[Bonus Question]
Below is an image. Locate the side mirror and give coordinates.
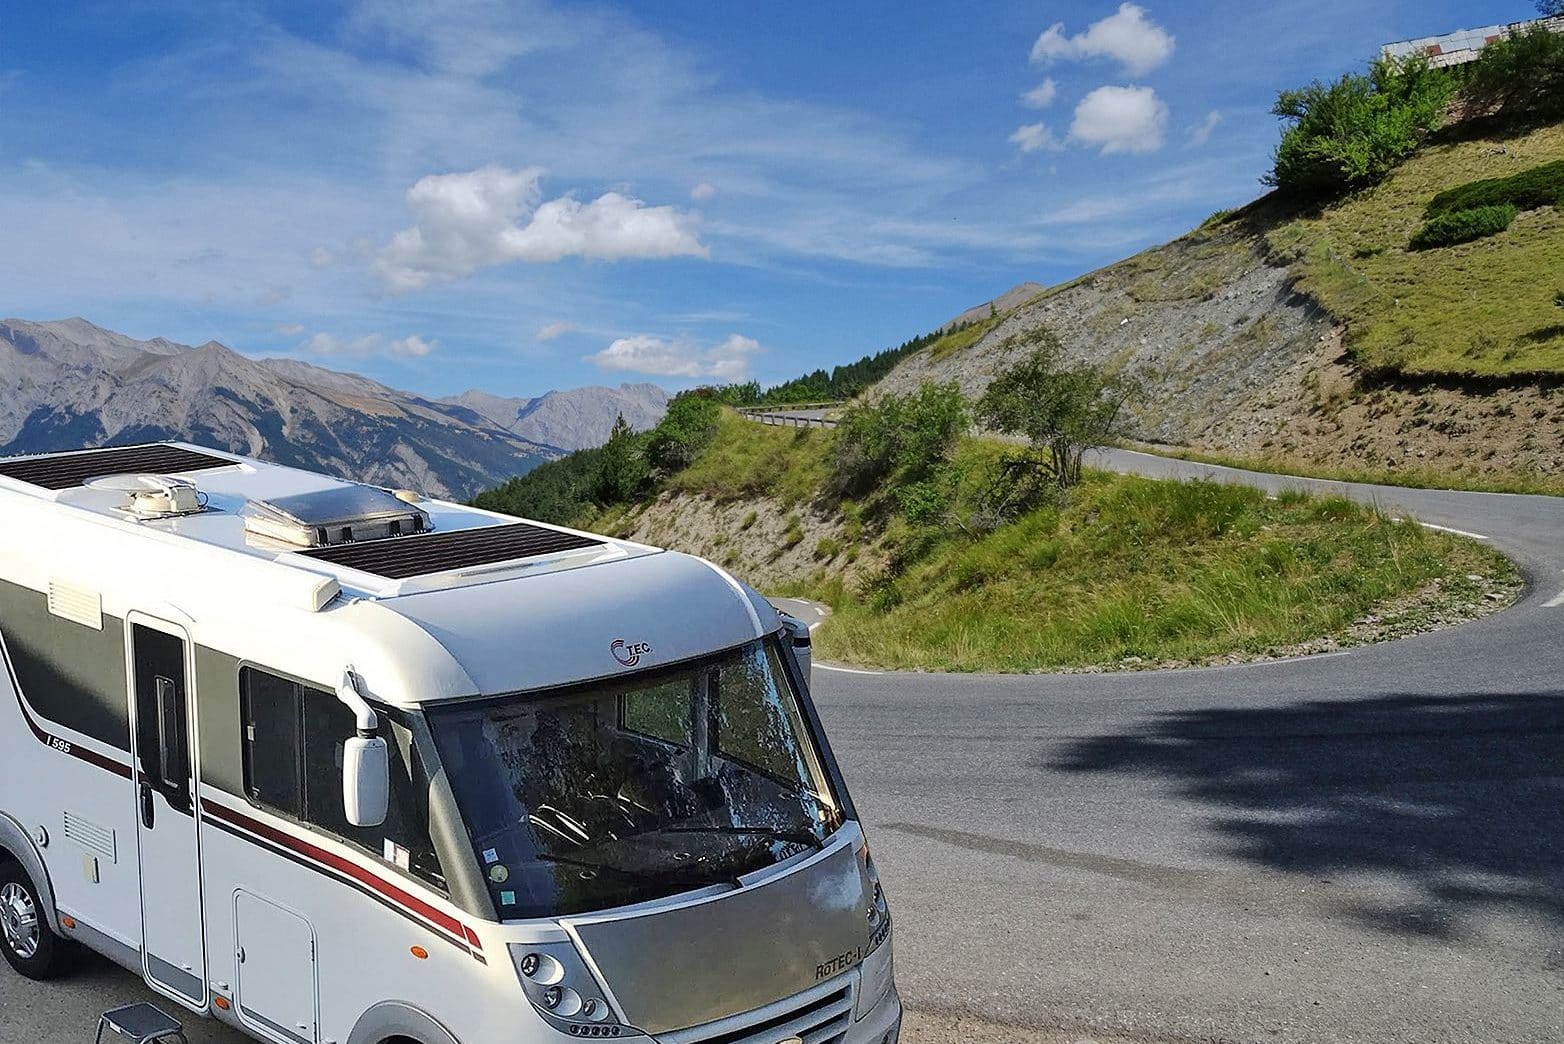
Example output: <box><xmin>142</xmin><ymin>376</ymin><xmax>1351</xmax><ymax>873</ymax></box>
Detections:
<box><xmin>343</xmin><ymin>735</ymin><xmax>389</xmax><ymax>828</ymax></box>
<box><xmin>778</xmin><ymin>613</ymin><xmax>813</xmax><ymax>690</ymax></box>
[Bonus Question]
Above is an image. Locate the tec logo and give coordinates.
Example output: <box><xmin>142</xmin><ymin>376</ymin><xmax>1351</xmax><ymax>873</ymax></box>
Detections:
<box><xmin>611</xmin><ymin>639</ymin><xmax>651</xmax><ymax>668</ymax></box>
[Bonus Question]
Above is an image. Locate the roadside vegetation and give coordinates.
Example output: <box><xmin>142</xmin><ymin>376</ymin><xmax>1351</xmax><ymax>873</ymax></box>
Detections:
<box><xmin>477</xmin><ymin>332</ymin><xmax>1515</xmax><ymax>673</ymax></box>
<box><xmin>1258</xmin><ymin>30</ymin><xmax>1564</xmax><ymax>378</ymax></box>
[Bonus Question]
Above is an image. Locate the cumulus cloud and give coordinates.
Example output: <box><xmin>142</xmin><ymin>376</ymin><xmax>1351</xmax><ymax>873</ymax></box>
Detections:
<box><xmin>690</xmin><ymin>182</ymin><xmax>718</xmax><ymax>201</ymax></box>
<box><xmin>1020</xmin><ymin>79</ymin><xmax>1058</xmax><ymax>109</ymax></box>
<box><xmin>535</xmin><ymin>320</ymin><xmax>576</xmax><ymax>342</ymax></box>
<box><xmin>373</xmin><ymin>165</ymin><xmax>709</xmax><ymax>292</ymax></box>
<box><xmin>301</xmin><ymin>331</ymin><xmax>436</xmax><ymax>358</ymax></box>
<box><xmin>1069</xmin><ymin>85</ymin><xmax>1168</xmax><ymax>154</ymax></box>
<box><xmin>586</xmin><ymin>332</ymin><xmax>761</xmax><ymax>379</ymax></box>
<box><xmin>1030</xmin><ymin>3</ymin><xmax>1175</xmax><ymax>78</ymax></box>
<box><xmin>1188</xmin><ymin>110</ymin><xmax>1222</xmax><ymax>147</ymax></box>
<box><xmin>388</xmin><ymin>335</ymin><xmax>436</xmax><ymax>357</ymax></box>
<box><xmin>275</xmin><ymin>322</ymin><xmax>305</xmax><ymax>336</ymax></box>
<box><xmin>1009</xmin><ymin>122</ymin><xmax>1064</xmax><ymax>154</ymax></box>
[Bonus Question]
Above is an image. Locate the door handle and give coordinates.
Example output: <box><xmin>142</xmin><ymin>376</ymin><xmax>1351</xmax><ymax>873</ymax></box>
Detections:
<box><xmin>139</xmin><ymin>780</ymin><xmax>156</xmax><ymax>829</ymax></box>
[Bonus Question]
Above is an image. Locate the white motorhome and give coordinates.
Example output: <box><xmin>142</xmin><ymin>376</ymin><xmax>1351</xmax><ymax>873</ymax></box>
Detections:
<box><xmin>0</xmin><ymin>443</ymin><xmax>898</xmax><ymax>1044</ymax></box>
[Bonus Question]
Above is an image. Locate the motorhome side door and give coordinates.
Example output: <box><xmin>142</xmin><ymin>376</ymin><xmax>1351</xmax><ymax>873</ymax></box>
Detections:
<box><xmin>127</xmin><ymin>618</ymin><xmax>208</xmax><ymax>1011</ymax></box>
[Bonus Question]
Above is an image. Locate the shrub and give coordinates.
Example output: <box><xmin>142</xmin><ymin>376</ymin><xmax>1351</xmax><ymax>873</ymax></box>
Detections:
<box><xmin>1409</xmin><ymin>204</ymin><xmax>1519</xmax><ymax>250</ymax></box>
<box><xmin>1265</xmin><ymin>55</ymin><xmax>1453</xmax><ymax>197</ymax></box>
<box><xmin>830</xmin><ymin>381</ymin><xmax>969</xmax><ymax>496</ymax></box>
<box><xmin>976</xmin><ymin>327</ymin><xmax>1136</xmax><ymax>489</ymax></box>
<box><xmin>1424</xmin><ymin>158</ymin><xmax>1564</xmax><ymax>218</ymax></box>
<box><xmin>1463</xmin><ymin>23</ymin><xmax>1564</xmax><ymax>122</ymax></box>
<box><xmin>645</xmin><ymin>391</ymin><xmax>721</xmax><ymax>473</ymax></box>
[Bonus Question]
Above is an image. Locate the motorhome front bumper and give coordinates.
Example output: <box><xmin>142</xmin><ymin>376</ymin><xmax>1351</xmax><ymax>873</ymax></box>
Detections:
<box><xmin>654</xmin><ymin>968</ymin><xmax>901</xmax><ymax>1044</ymax></box>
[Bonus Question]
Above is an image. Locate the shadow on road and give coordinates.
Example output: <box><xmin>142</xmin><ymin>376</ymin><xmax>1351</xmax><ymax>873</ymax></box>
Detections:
<box><xmin>1052</xmin><ymin>691</ymin><xmax>1564</xmax><ymax>939</ymax></box>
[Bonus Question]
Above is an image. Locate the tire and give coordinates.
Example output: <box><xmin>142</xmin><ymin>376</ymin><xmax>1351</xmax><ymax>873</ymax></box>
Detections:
<box><xmin>0</xmin><ymin>861</ymin><xmax>75</xmax><ymax>980</ymax></box>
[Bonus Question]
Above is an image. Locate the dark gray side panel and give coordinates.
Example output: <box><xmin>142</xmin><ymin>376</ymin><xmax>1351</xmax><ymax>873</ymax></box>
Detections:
<box><xmin>0</xmin><ymin>578</ymin><xmax>128</xmax><ymax>750</ymax></box>
<box><xmin>194</xmin><ymin>645</ymin><xmax>246</xmax><ymax>796</ymax></box>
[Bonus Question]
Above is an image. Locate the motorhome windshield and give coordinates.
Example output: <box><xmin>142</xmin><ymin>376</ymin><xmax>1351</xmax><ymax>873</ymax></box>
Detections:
<box><xmin>425</xmin><ymin>638</ymin><xmax>844</xmax><ymax>919</ymax></box>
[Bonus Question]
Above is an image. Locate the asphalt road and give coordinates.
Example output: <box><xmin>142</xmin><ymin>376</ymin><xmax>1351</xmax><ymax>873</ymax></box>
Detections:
<box><xmin>4</xmin><ymin>445</ymin><xmax>1561</xmax><ymax>1044</ymax></box>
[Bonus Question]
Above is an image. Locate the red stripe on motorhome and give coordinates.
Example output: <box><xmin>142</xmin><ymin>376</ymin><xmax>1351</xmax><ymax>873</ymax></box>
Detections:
<box><xmin>201</xmin><ymin>799</ymin><xmax>482</xmax><ymax>955</ymax></box>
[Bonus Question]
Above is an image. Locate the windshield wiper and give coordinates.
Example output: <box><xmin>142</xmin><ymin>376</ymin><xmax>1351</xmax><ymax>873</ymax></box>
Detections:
<box><xmin>661</xmin><ymin>825</ymin><xmax>824</xmax><ymax>850</ymax></box>
<box><xmin>534</xmin><ymin>850</ymin><xmax>726</xmax><ymax>887</ymax></box>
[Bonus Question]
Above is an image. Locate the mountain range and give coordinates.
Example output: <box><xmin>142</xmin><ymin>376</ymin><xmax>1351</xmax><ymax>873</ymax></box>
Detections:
<box><xmin>0</xmin><ymin>318</ymin><xmax>668</xmax><ymax>499</ymax></box>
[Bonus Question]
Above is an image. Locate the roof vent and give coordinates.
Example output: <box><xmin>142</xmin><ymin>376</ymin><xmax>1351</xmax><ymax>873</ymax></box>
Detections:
<box><xmin>83</xmin><ymin>474</ymin><xmax>208</xmax><ymax>519</ymax></box>
<box><xmin>242</xmin><ymin>484</ymin><xmax>431</xmax><ymax>548</ymax></box>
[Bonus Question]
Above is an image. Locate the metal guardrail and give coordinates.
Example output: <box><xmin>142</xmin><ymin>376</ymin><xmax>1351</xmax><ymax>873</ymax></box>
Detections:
<box><xmin>736</xmin><ymin>403</ymin><xmax>844</xmax><ymax>429</ymax></box>
<box><xmin>740</xmin><ymin>410</ymin><xmax>840</xmax><ymax>429</ymax></box>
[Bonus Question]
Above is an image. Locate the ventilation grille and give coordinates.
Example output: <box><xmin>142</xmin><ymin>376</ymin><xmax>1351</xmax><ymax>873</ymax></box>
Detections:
<box><xmin>47</xmin><ymin>580</ymin><xmax>103</xmax><ymax>630</ymax></box>
<box><xmin>663</xmin><ymin>982</ymin><xmax>854</xmax><ymax>1044</ymax></box>
<box><xmin>296</xmin><ymin>522</ymin><xmax>604</xmax><ymax>579</ymax></box>
<box><xmin>0</xmin><ymin>445</ymin><xmax>234</xmax><ymax>491</ymax></box>
<box><xmin>63</xmin><ymin>811</ymin><xmax>116</xmax><ymax>862</ymax></box>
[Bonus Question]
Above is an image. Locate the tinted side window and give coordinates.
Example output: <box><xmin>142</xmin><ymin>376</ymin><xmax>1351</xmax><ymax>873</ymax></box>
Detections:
<box><xmin>239</xmin><ymin>668</ymin><xmax>446</xmax><ymax>892</ymax></box>
<box><xmin>240</xmin><ymin>667</ymin><xmax>303</xmax><ymax>815</ymax></box>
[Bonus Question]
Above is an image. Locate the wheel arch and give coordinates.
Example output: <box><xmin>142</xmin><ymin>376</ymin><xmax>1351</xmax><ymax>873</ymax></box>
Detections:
<box><xmin>346</xmin><ymin>1001</ymin><xmax>461</xmax><ymax>1044</ymax></box>
<box><xmin>0</xmin><ymin>811</ymin><xmax>62</xmax><ymax>935</ymax></box>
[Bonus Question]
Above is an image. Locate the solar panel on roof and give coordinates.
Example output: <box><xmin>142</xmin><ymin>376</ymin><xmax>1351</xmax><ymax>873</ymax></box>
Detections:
<box><xmin>0</xmin><ymin>444</ymin><xmax>236</xmax><ymax>491</ymax></box>
<box><xmin>295</xmin><ymin>521</ymin><xmax>603</xmax><ymax>579</ymax></box>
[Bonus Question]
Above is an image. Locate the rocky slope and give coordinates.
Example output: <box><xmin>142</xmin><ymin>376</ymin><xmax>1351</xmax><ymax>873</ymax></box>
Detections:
<box><xmin>441</xmin><ymin>383</ymin><xmax>668</xmax><ymax>450</ymax></box>
<box><xmin>875</xmin><ymin>122</ymin><xmax>1564</xmax><ymax>490</ymax></box>
<box><xmin>0</xmin><ymin>318</ymin><xmax>556</xmax><ymax>498</ymax></box>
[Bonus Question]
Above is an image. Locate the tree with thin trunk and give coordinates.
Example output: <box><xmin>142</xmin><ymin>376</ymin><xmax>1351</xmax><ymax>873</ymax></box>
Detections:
<box><xmin>976</xmin><ymin>328</ymin><xmax>1136</xmax><ymax>489</ymax></box>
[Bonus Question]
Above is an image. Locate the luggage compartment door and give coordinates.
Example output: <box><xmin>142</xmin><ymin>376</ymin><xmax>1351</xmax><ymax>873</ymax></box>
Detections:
<box><xmin>127</xmin><ymin>618</ymin><xmax>208</xmax><ymax>1010</ymax></box>
<box><xmin>235</xmin><ymin>890</ymin><xmax>318</xmax><ymax>1044</ymax></box>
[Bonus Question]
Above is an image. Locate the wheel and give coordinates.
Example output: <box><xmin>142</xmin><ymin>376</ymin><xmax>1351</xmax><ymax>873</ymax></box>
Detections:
<box><xmin>0</xmin><ymin>861</ymin><xmax>75</xmax><ymax>980</ymax></box>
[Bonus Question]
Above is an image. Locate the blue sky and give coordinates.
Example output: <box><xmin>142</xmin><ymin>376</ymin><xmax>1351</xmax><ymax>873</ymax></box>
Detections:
<box><xmin>0</xmin><ymin>0</ymin><xmax>1536</xmax><ymax>398</ymax></box>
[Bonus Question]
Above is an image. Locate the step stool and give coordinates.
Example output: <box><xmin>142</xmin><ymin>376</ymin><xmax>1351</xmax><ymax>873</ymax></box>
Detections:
<box><xmin>96</xmin><ymin>1003</ymin><xmax>190</xmax><ymax>1044</ymax></box>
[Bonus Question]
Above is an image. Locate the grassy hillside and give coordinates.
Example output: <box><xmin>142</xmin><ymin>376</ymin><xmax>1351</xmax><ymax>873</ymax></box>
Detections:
<box><xmin>486</xmin><ymin>409</ymin><xmax>1516</xmax><ymax>673</ymax></box>
<box><xmin>1266</xmin><ymin>120</ymin><xmax>1564</xmax><ymax>378</ymax></box>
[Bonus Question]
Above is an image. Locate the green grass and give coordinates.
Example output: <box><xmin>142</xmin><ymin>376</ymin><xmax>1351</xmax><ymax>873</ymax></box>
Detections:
<box><xmin>805</xmin><ymin>468</ymin><xmax>1510</xmax><ymax>672</ymax></box>
<box><xmin>927</xmin><ymin>316</ymin><xmax>1000</xmax><ymax>360</ymax></box>
<box><xmin>1268</xmin><ymin>120</ymin><xmax>1564</xmax><ymax>377</ymax></box>
<box><xmin>1125</xmin><ymin>441</ymin><xmax>1564</xmax><ymax>497</ymax></box>
<box><xmin>665</xmin><ymin>411</ymin><xmax>830</xmax><ymax>506</ymax></box>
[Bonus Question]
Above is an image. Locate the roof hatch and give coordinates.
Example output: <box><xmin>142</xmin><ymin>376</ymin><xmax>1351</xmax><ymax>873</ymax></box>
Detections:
<box><xmin>242</xmin><ymin>484</ymin><xmax>432</xmax><ymax>548</ymax></box>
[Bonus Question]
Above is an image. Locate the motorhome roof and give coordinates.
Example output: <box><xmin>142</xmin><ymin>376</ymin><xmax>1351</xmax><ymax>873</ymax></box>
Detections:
<box><xmin>0</xmin><ymin>441</ymin><xmax>655</xmax><ymax>602</ymax></box>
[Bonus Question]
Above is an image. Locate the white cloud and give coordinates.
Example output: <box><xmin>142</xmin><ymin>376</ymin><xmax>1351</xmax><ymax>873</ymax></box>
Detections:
<box><xmin>389</xmin><ymin>334</ymin><xmax>436</xmax><ymax>357</ymax></box>
<box><xmin>300</xmin><ymin>331</ymin><xmax>435</xmax><ymax>358</ymax></box>
<box><xmin>1030</xmin><ymin>3</ymin><xmax>1175</xmax><ymax>78</ymax></box>
<box><xmin>1020</xmin><ymin>79</ymin><xmax>1058</xmax><ymax>109</ymax></box>
<box><xmin>308</xmin><ymin>246</ymin><xmax>337</xmax><ymax>268</ymax></box>
<box><xmin>587</xmin><ymin>332</ymin><xmax>761</xmax><ymax>379</ymax></box>
<box><xmin>1009</xmin><ymin>122</ymin><xmax>1064</xmax><ymax>154</ymax></box>
<box><xmin>690</xmin><ymin>182</ymin><xmax>718</xmax><ymax>201</ymax></box>
<box><xmin>1069</xmin><ymin>85</ymin><xmax>1168</xmax><ymax>155</ymax></box>
<box><xmin>373</xmin><ymin>165</ymin><xmax>709</xmax><ymax>292</ymax></box>
<box><xmin>301</xmin><ymin>332</ymin><xmax>383</xmax><ymax>357</ymax></box>
<box><xmin>1188</xmin><ymin>110</ymin><xmax>1222</xmax><ymax>147</ymax></box>
<box><xmin>535</xmin><ymin>320</ymin><xmax>576</xmax><ymax>342</ymax></box>
<box><xmin>276</xmin><ymin>322</ymin><xmax>305</xmax><ymax>336</ymax></box>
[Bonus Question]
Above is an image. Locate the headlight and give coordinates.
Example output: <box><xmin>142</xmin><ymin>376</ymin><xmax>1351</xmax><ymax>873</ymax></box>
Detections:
<box><xmin>511</xmin><ymin>942</ymin><xmax>627</xmax><ymax>1036</ymax></box>
<box><xmin>855</xmin><ymin>842</ymin><xmax>895</xmax><ymax>1020</ymax></box>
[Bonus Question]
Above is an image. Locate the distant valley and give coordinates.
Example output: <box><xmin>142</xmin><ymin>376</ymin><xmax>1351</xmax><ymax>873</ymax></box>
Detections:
<box><xmin>0</xmin><ymin>318</ymin><xmax>668</xmax><ymax>499</ymax></box>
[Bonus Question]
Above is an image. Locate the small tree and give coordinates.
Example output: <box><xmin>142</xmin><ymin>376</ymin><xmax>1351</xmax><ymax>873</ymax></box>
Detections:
<box><xmin>594</xmin><ymin>413</ymin><xmax>648</xmax><ymax>503</ymax></box>
<box><xmin>1539</xmin><ymin>1</ymin><xmax>1562</xmax><ymax>16</ymax></box>
<box><xmin>977</xmin><ymin>329</ymin><xmax>1134</xmax><ymax>489</ymax></box>
<box><xmin>1265</xmin><ymin>55</ymin><xmax>1452</xmax><ymax>197</ymax></box>
<box><xmin>1464</xmin><ymin>24</ymin><xmax>1564</xmax><ymax>122</ymax></box>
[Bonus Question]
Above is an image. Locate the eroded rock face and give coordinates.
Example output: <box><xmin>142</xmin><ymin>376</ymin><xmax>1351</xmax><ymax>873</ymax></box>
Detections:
<box><xmin>0</xmin><ymin>317</ymin><xmax>564</xmax><ymax>499</ymax></box>
<box><xmin>875</xmin><ymin>224</ymin><xmax>1333</xmax><ymax>447</ymax></box>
